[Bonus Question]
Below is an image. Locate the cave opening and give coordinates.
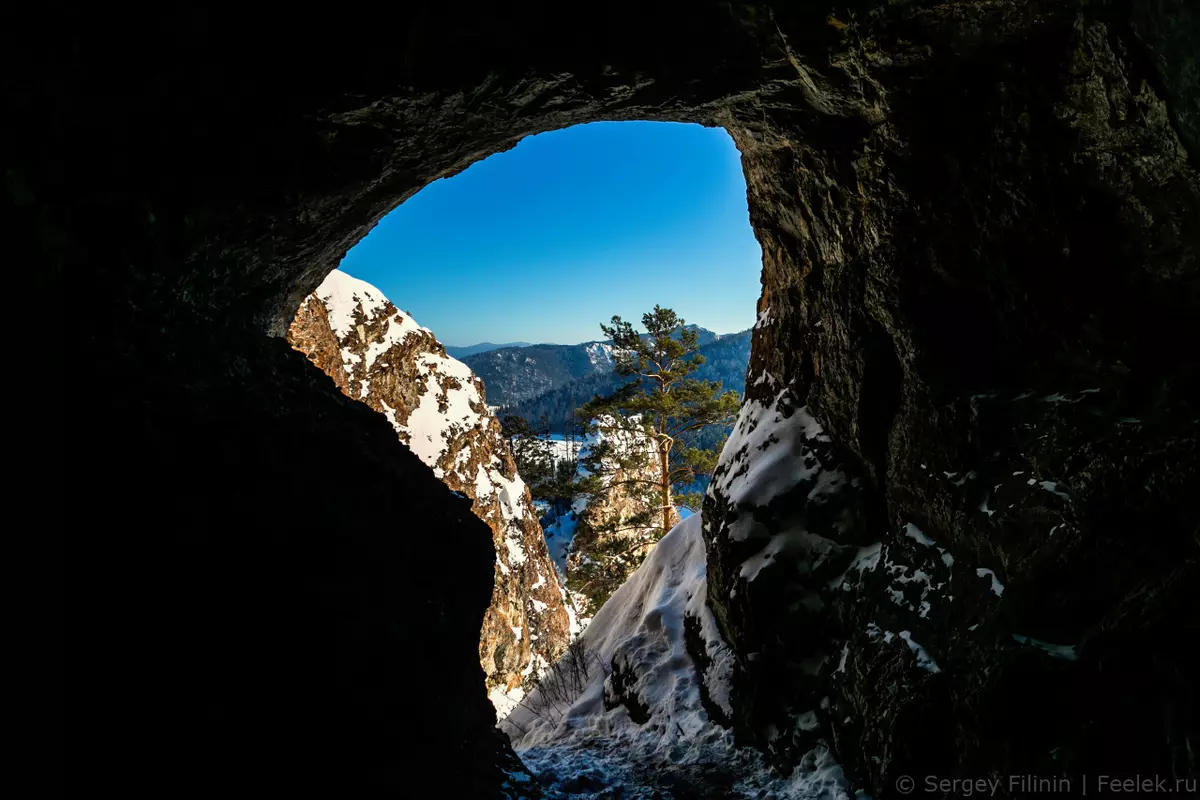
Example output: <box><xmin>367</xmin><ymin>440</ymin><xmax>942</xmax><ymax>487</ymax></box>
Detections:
<box><xmin>284</xmin><ymin>120</ymin><xmax>773</xmax><ymax>792</ymax></box>
<box><xmin>27</xmin><ymin>3</ymin><xmax>1197</xmax><ymax>797</ymax></box>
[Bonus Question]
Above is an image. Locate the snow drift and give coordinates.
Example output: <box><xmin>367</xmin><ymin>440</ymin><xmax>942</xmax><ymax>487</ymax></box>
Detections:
<box><xmin>501</xmin><ymin>513</ymin><xmax>855</xmax><ymax>799</ymax></box>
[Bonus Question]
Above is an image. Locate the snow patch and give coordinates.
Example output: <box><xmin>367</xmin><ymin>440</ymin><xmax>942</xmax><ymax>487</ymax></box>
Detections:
<box><xmin>1012</xmin><ymin>634</ymin><xmax>1078</xmax><ymax>661</ymax></box>
<box><xmin>585</xmin><ymin>342</ymin><xmax>614</xmax><ymax>369</ymax></box>
<box><xmin>713</xmin><ymin>389</ymin><xmax>850</xmax><ymax>549</ymax></box>
<box><xmin>898</xmin><ymin>630</ymin><xmax>942</xmax><ymax>673</ymax></box>
<box><xmin>903</xmin><ymin>522</ymin><xmax>955</xmax><ymax>569</ymax></box>
<box><xmin>832</xmin><ymin>542</ymin><xmax>882</xmax><ymax>592</ymax></box>
<box><xmin>903</xmin><ymin>523</ymin><xmax>936</xmax><ymax>548</ymax></box>
<box><xmin>976</xmin><ymin>568</ymin><xmax>1005</xmax><ymax>597</ymax></box>
<box><xmin>1038</xmin><ymin>480</ymin><xmax>1071</xmax><ymax>500</ymax></box>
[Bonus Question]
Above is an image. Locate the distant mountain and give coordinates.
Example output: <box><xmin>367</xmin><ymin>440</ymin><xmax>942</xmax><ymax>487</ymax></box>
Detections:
<box><xmin>463</xmin><ymin>342</ymin><xmax>617</xmax><ymax>406</ymax></box>
<box><xmin>502</xmin><ymin>329</ymin><xmax>753</xmax><ymax>434</ymax></box>
<box><xmin>444</xmin><ymin>341</ymin><xmax>534</xmax><ymax>359</ymax></box>
<box><xmin>464</xmin><ymin>324</ymin><xmax>725</xmax><ymax>408</ymax></box>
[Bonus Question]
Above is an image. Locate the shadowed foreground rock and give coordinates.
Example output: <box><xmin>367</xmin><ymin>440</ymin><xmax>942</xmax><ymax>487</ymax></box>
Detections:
<box><xmin>14</xmin><ymin>1</ymin><xmax>1196</xmax><ymax>797</ymax></box>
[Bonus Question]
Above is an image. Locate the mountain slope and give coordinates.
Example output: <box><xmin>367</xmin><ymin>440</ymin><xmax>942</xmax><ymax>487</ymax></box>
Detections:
<box><xmin>445</xmin><ymin>341</ymin><xmax>534</xmax><ymax>359</ymax></box>
<box><xmin>464</xmin><ymin>325</ymin><xmax>726</xmax><ymax>408</ymax></box>
<box><xmin>503</xmin><ymin>329</ymin><xmax>753</xmax><ymax>433</ymax></box>
<box><xmin>288</xmin><ymin>269</ymin><xmax>572</xmax><ymax>706</ymax></box>
<box><xmin>463</xmin><ymin>341</ymin><xmax>616</xmax><ymax>407</ymax></box>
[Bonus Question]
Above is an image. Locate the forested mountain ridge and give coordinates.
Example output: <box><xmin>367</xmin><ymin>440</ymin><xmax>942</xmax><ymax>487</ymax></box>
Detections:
<box><xmin>503</xmin><ymin>329</ymin><xmax>753</xmax><ymax>433</ymax></box>
<box><xmin>464</xmin><ymin>324</ymin><xmax>725</xmax><ymax>408</ymax></box>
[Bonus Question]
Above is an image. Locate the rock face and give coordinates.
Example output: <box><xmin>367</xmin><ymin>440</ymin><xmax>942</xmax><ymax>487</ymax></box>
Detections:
<box><xmin>568</xmin><ymin>449</ymin><xmax>683</xmax><ymax>615</ymax></box>
<box><xmin>23</xmin><ymin>1</ymin><xmax>1197</xmax><ymax>796</ymax></box>
<box><xmin>702</xmin><ymin>3</ymin><xmax>1200</xmax><ymax>794</ymax></box>
<box><xmin>288</xmin><ymin>270</ymin><xmax>571</xmax><ymax>701</ymax></box>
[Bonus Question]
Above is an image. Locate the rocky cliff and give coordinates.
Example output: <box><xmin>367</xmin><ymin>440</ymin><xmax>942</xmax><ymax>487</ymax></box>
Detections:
<box><xmin>288</xmin><ymin>269</ymin><xmax>571</xmax><ymax>705</ymax></box>
<box><xmin>568</xmin><ymin>436</ymin><xmax>682</xmax><ymax>615</ymax></box>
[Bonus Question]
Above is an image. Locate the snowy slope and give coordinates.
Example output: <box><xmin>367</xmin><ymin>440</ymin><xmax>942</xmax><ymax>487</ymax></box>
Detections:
<box><xmin>313</xmin><ymin>270</ymin><xmax>474</xmax><ymax>468</ymax></box>
<box><xmin>501</xmin><ymin>514</ymin><xmax>855</xmax><ymax>799</ymax></box>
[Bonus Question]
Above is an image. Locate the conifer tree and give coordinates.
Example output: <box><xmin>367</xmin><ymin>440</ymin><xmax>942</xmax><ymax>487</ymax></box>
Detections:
<box><xmin>502</xmin><ymin>413</ymin><xmax>577</xmax><ymax>509</ymax></box>
<box><xmin>576</xmin><ymin>306</ymin><xmax>741</xmax><ymax>539</ymax></box>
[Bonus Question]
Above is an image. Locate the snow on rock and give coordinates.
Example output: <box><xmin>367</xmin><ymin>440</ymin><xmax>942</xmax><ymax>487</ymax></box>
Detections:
<box><xmin>975</xmin><ymin>567</ymin><xmax>1005</xmax><ymax>597</ymax></box>
<box><xmin>708</xmin><ymin>384</ymin><xmax>862</xmax><ymax>603</ymax></box>
<box><xmin>316</xmin><ymin>269</ymin><xmax>427</xmax><ymax>341</ymax></box>
<box><xmin>699</xmin><ymin>381</ymin><xmax>878</xmax><ymax>773</ymax></box>
<box><xmin>1011</xmin><ymin>634</ymin><xmax>1078</xmax><ymax>661</ymax></box>
<box><xmin>502</xmin><ymin>514</ymin><xmax>854</xmax><ymax>799</ymax></box>
<box><xmin>712</xmin><ymin>389</ymin><xmax>852</xmax><ymax>544</ymax></box>
<box><xmin>898</xmin><ymin>630</ymin><xmax>942</xmax><ymax>673</ymax></box>
<box><xmin>704</xmin><ymin>387</ymin><xmax>857</xmax><ymax>614</ymax></box>
<box><xmin>566</xmin><ymin>419</ymin><xmax>680</xmax><ymax>616</ymax></box>
<box><xmin>585</xmin><ymin>342</ymin><xmax>615</xmax><ymax>369</ymax></box>
<box><xmin>288</xmin><ymin>269</ymin><xmax>571</xmax><ymax>705</ymax></box>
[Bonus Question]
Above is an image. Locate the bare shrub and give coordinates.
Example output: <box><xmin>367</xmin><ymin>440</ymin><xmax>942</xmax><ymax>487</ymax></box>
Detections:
<box><xmin>512</xmin><ymin>638</ymin><xmax>609</xmax><ymax>728</ymax></box>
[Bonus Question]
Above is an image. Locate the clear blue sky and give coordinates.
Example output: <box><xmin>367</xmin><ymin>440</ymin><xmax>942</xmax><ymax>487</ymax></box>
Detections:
<box><xmin>338</xmin><ymin>121</ymin><xmax>764</xmax><ymax>346</ymax></box>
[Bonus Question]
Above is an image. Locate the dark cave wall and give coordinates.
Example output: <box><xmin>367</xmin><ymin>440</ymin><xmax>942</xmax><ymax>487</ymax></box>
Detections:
<box><xmin>75</xmin><ymin>322</ymin><xmax>526</xmax><ymax>796</ymax></box>
<box><xmin>10</xmin><ymin>1</ymin><xmax>1197</xmax><ymax>797</ymax></box>
<box><xmin>17</xmin><ymin>5</ymin><xmax>784</xmax><ymax>796</ymax></box>
<box><xmin>14</xmin><ymin>3</ymin><xmax>782</xmax><ymax>338</ymax></box>
<box><xmin>707</xmin><ymin>1</ymin><xmax>1199</xmax><ymax>795</ymax></box>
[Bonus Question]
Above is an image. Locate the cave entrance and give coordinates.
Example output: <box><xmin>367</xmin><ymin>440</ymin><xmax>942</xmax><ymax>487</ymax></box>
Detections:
<box><xmin>286</xmin><ymin>120</ymin><xmax>765</xmax><ymax>789</ymax></box>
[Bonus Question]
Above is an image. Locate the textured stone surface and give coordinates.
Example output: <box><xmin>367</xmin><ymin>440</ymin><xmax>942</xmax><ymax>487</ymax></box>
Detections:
<box><xmin>705</xmin><ymin>1</ymin><xmax>1200</xmax><ymax>795</ymax></box>
<box><xmin>288</xmin><ymin>276</ymin><xmax>571</xmax><ymax>697</ymax></box>
<box><xmin>289</xmin><ymin>295</ymin><xmax>351</xmax><ymax>393</ymax></box>
<box><xmin>568</xmin><ymin>452</ymin><xmax>683</xmax><ymax>614</ymax></box>
<box><xmin>14</xmin><ymin>1</ymin><xmax>1196</xmax><ymax>796</ymax></box>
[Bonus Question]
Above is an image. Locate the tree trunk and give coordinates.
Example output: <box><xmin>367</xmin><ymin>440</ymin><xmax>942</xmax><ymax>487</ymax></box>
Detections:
<box><xmin>659</xmin><ymin>440</ymin><xmax>671</xmax><ymax>536</ymax></box>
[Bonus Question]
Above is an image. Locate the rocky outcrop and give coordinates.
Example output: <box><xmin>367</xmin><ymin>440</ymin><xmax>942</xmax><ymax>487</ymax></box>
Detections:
<box><xmin>288</xmin><ymin>270</ymin><xmax>571</xmax><ymax>703</ymax></box>
<box><xmin>22</xmin><ymin>1</ymin><xmax>1197</xmax><ymax>796</ymax></box>
<box><xmin>568</xmin><ymin>450</ymin><xmax>682</xmax><ymax>615</ymax></box>
<box><xmin>287</xmin><ymin>292</ymin><xmax>350</xmax><ymax>394</ymax></box>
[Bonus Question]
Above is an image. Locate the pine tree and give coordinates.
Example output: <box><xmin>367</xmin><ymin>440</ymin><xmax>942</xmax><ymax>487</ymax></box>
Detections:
<box><xmin>576</xmin><ymin>306</ymin><xmax>742</xmax><ymax>539</ymax></box>
<box><xmin>502</xmin><ymin>412</ymin><xmax>577</xmax><ymax>510</ymax></box>
<box><xmin>501</xmin><ymin>414</ymin><xmax>555</xmax><ymax>493</ymax></box>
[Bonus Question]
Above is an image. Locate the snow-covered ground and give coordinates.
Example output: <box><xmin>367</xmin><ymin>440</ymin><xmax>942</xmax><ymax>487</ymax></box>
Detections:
<box><xmin>545</xmin><ymin>432</ymin><xmax>594</xmax><ymax>466</ymax></box>
<box><xmin>501</xmin><ymin>514</ymin><xmax>856</xmax><ymax>799</ymax></box>
<box><xmin>542</xmin><ymin>498</ymin><xmax>586</xmax><ymax>574</ymax></box>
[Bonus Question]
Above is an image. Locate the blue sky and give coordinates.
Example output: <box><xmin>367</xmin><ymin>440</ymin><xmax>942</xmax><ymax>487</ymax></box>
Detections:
<box><xmin>338</xmin><ymin>121</ymin><xmax>763</xmax><ymax>346</ymax></box>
